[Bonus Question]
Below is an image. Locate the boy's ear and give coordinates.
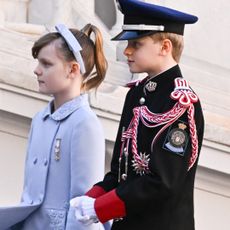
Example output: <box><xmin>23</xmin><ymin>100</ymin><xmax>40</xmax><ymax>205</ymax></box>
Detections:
<box><xmin>160</xmin><ymin>39</ymin><xmax>173</xmax><ymax>55</ymax></box>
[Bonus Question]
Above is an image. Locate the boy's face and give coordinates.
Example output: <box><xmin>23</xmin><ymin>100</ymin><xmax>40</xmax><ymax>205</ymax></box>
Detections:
<box><xmin>123</xmin><ymin>36</ymin><xmax>163</xmax><ymax>76</ymax></box>
<box><xmin>33</xmin><ymin>40</ymin><xmax>73</xmax><ymax>96</ymax></box>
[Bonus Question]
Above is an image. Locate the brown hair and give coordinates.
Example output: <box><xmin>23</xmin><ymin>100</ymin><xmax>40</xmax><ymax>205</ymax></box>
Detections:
<box><xmin>150</xmin><ymin>32</ymin><xmax>184</xmax><ymax>63</ymax></box>
<box><xmin>32</xmin><ymin>24</ymin><xmax>108</xmax><ymax>91</ymax></box>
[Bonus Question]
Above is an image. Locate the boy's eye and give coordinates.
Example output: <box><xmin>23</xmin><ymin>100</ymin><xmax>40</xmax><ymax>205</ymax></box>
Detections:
<box><xmin>131</xmin><ymin>41</ymin><xmax>141</xmax><ymax>48</ymax></box>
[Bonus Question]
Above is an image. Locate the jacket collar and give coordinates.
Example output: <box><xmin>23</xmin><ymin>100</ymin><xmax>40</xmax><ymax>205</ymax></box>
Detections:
<box><xmin>42</xmin><ymin>94</ymin><xmax>88</xmax><ymax>121</ymax></box>
<box><xmin>143</xmin><ymin>64</ymin><xmax>182</xmax><ymax>84</ymax></box>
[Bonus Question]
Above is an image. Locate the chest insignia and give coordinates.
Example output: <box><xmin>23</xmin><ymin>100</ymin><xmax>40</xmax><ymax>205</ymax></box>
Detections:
<box><xmin>164</xmin><ymin>123</ymin><xmax>188</xmax><ymax>155</ymax></box>
<box><xmin>169</xmin><ymin>123</ymin><xmax>187</xmax><ymax>147</ymax></box>
<box><xmin>132</xmin><ymin>152</ymin><xmax>150</xmax><ymax>176</ymax></box>
<box><xmin>145</xmin><ymin>81</ymin><xmax>157</xmax><ymax>92</ymax></box>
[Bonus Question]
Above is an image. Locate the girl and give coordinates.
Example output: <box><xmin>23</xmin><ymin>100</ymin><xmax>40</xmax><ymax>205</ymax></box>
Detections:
<box><xmin>0</xmin><ymin>23</ymin><xmax>108</xmax><ymax>230</ymax></box>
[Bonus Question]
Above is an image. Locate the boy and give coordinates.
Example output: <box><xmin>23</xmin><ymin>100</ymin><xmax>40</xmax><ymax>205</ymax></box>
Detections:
<box><xmin>71</xmin><ymin>0</ymin><xmax>204</xmax><ymax>229</ymax></box>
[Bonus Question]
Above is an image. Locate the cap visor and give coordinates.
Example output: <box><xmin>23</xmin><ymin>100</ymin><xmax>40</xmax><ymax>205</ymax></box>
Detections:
<box><xmin>111</xmin><ymin>30</ymin><xmax>157</xmax><ymax>41</ymax></box>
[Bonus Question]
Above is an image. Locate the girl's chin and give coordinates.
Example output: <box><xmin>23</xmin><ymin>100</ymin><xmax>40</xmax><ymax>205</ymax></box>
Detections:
<box><xmin>38</xmin><ymin>88</ymin><xmax>50</xmax><ymax>95</ymax></box>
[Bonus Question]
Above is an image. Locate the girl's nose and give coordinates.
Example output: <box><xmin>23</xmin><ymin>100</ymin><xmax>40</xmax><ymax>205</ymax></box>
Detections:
<box><xmin>34</xmin><ymin>65</ymin><xmax>42</xmax><ymax>76</ymax></box>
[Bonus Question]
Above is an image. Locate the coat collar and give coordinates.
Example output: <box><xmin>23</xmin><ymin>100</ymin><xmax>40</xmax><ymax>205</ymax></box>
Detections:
<box><xmin>42</xmin><ymin>94</ymin><xmax>89</xmax><ymax>121</ymax></box>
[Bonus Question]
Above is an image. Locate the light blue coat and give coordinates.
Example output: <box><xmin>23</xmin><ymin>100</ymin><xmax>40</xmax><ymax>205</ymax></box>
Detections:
<box><xmin>0</xmin><ymin>94</ymin><xmax>109</xmax><ymax>230</ymax></box>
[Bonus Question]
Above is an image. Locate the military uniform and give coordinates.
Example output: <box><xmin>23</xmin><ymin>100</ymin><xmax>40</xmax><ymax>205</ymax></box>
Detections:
<box><xmin>79</xmin><ymin>1</ymin><xmax>204</xmax><ymax>229</ymax></box>
<box><xmin>87</xmin><ymin>65</ymin><xmax>204</xmax><ymax>230</ymax></box>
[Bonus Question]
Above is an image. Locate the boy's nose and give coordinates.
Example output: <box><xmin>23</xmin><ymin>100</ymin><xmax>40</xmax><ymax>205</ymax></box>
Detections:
<box><xmin>123</xmin><ymin>46</ymin><xmax>132</xmax><ymax>57</ymax></box>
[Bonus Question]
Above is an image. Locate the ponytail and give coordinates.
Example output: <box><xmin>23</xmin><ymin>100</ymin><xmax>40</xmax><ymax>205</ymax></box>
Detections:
<box><xmin>80</xmin><ymin>24</ymin><xmax>108</xmax><ymax>91</ymax></box>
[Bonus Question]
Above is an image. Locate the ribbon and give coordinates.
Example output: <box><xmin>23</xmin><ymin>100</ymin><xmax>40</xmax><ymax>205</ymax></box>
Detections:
<box><xmin>55</xmin><ymin>24</ymin><xmax>86</xmax><ymax>74</ymax></box>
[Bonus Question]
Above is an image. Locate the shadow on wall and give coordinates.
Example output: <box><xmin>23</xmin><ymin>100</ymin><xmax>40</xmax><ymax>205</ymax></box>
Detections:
<box><xmin>95</xmin><ymin>0</ymin><xmax>116</xmax><ymax>29</ymax></box>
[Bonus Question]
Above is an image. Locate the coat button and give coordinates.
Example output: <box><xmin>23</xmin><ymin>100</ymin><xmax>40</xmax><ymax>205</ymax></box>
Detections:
<box><xmin>33</xmin><ymin>157</ymin><xmax>38</xmax><ymax>164</ymax></box>
<box><xmin>139</xmin><ymin>97</ymin><xmax>145</xmax><ymax>105</ymax></box>
<box><xmin>64</xmin><ymin>201</ymin><xmax>69</xmax><ymax>209</ymax></box>
<box><xmin>44</xmin><ymin>158</ymin><xmax>48</xmax><ymax>166</ymax></box>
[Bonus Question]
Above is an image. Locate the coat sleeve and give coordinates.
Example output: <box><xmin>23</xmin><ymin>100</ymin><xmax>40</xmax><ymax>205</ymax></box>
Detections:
<box><xmin>70</xmin><ymin>114</ymin><xmax>105</xmax><ymax>196</ymax></box>
<box><xmin>86</xmin><ymin>89</ymin><xmax>133</xmax><ymax>196</ymax></box>
<box><xmin>65</xmin><ymin>112</ymin><xmax>106</xmax><ymax>229</ymax></box>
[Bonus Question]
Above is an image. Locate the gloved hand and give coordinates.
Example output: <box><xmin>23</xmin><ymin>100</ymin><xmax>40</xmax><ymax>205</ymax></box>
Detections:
<box><xmin>70</xmin><ymin>196</ymin><xmax>98</xmax><ymax>225</ymax></box>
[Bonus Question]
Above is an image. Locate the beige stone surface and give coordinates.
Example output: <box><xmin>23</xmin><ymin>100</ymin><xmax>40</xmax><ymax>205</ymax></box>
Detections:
<box><xmin>0</xmin><ymin>27</ymin><xmax>40</xmax><ymax>91</ymax></box>
<box><xmin>0</xmin><ymin>0</ymin><xmax>29</xmax><ymax>23</ymax></box>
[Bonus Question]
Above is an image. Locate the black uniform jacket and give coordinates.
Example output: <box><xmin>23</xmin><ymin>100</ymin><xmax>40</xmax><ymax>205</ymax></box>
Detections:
<box><xmin>89</xmin><ymin>65</ymin><xmax>204</xmax><ymax>230</ymax></box>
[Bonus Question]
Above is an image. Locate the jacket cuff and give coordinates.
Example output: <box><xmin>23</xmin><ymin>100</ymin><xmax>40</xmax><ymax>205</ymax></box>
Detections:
<box><xmin>95</xmin><ymin>189</ymin><xmax>126</xmax><ymax>223</ymax></box>
<box><xmin>85</xmin><ymin>185</ymin><xmax>106</xmax><ymax>198</ymax></box>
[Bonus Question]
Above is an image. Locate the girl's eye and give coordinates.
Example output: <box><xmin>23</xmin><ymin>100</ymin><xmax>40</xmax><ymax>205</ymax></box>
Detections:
<box><xmin>41</xmin><ymin>61</ymin><xmax>52</xmax><ymax>67</ymax></box>
<box><xmin>38</xmin><ymin>58</ymin><xmax>53</xmax><ymax>67</ymax></box>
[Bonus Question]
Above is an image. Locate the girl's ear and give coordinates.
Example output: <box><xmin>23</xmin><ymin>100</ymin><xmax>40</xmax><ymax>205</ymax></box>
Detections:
<box><xmin>160</xmin><ymin>39</ymin><xmax>173</xmax><ymax>56</ymax></box>
<box><xmin>68</xmin><ymin>61</ymin><xmax>81</xmax><ymax>79</ymax></box>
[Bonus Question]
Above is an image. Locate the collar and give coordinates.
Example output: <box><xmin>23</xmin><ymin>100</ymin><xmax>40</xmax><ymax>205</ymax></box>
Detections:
<box><xmin>126</xmin><ymin>65</ymin><xmax>183</xmax><ymax>89</ymax></box>
<box><xmin>140</xmin><ymin>65</ymin><xmax>183</xmax><ymax>91</ymax></box>
<box><xmin>144</xmin><ymin>64</ymin><xmax>182</xmax><ymax>84</ymax></box>
<box><xmin>42</xmin><ymin>94</ymin><xmax>89</xmax><ymax>121</ymax></box>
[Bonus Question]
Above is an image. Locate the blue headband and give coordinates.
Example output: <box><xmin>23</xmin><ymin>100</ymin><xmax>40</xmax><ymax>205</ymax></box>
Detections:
<box><xmin>55</xmin><ymin>24</ymin><xmax>86</xmax><ymax>74</ymax></box>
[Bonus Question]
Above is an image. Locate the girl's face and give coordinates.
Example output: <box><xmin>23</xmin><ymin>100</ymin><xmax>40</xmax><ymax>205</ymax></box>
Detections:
<box><xmin>123</xmin><ymin>36</ymin><xmax>163</xmax><ymax>76</ymax></box>
<box><xmin>34</xmin><ymin>41</ymin><xmax>72</xmax><ymax>96</ymax></box>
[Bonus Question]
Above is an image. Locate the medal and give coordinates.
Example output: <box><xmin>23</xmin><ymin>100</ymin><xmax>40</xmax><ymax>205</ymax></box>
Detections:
<box><xmin>54</xmin><ymin>138</ymin><xmax>61</xmax><ymax>161</ymax></box>
<box><xmin>132</xmin><ymin>152</ymin><xmax>150</xmax><ymax>176</ymax></box>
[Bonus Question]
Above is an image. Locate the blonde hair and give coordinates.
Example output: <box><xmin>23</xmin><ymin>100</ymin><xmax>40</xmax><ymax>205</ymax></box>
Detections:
<box><xmin>32</xmin><ymin>24</ymin><xmax>108</xmax><ymax>91</ymax></box>
<box><xmin>150</xmin><ymin>32</ymin><xmax>184</xmax><ymax>63</ymax></box>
